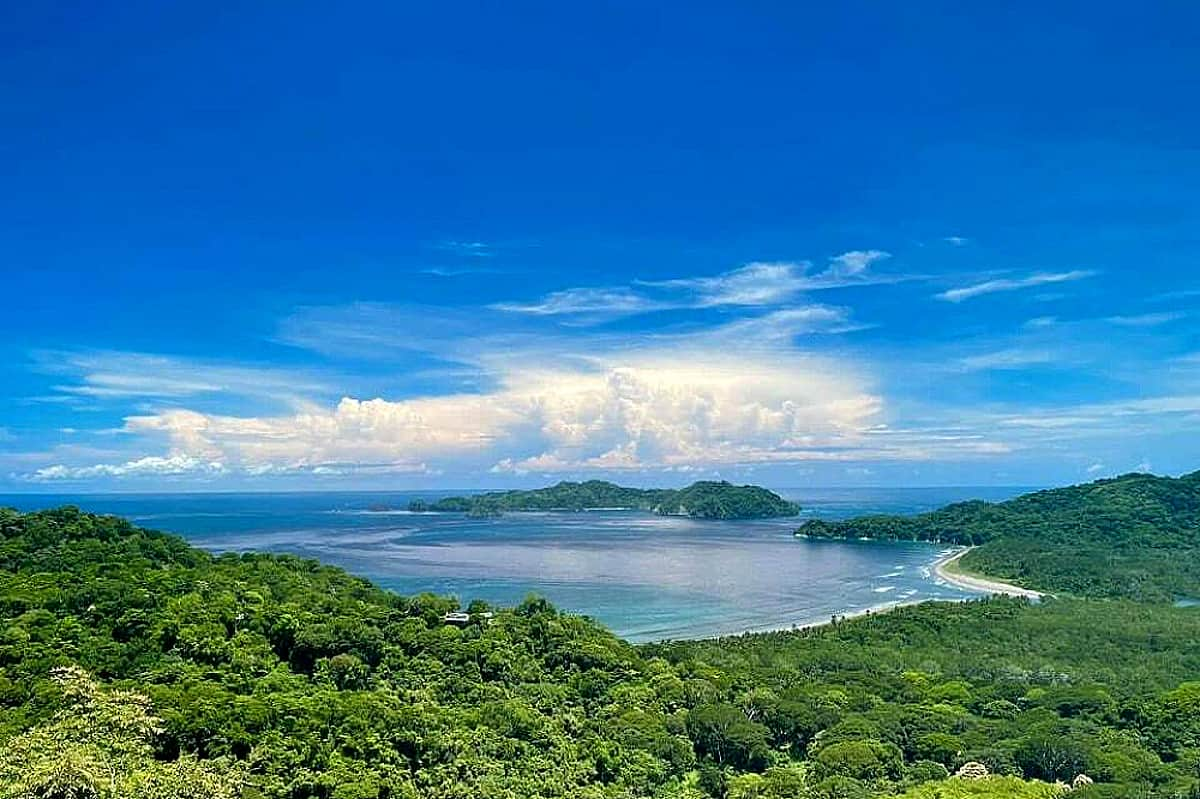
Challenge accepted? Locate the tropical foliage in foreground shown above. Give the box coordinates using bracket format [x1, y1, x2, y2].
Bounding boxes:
[3, 506, 1200, 798]
[797, 471, 1200, 601]
[0, 666, 238, 798]
[413, 479, 801, 519]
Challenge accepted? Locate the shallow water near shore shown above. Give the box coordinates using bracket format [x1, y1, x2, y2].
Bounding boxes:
[2, 486, 1029, 642]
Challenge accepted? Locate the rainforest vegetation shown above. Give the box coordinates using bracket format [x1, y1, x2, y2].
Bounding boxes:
[798, 471, 1200, 602]
[412, 480, 801, 519]
[3, 482, 1200, 798]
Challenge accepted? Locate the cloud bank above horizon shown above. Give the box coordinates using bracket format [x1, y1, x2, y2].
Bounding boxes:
[6, 247, 1198, 490]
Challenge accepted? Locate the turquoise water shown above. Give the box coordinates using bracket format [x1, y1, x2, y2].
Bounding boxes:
[1, 486, 1029, 642]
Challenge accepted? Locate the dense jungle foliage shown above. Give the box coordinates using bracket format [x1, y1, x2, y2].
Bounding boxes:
[797, 471, 1200, 601]
[413, 480, 801, 519]
[3, 504, 1200, 798]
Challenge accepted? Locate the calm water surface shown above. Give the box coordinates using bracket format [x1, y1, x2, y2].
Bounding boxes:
[2, 486, 1030, 641]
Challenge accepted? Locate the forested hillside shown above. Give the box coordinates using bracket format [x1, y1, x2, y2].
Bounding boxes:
[416, 480, 801, 519]
[3, 506, 1200, 798]
[797, 471, 1200, 601]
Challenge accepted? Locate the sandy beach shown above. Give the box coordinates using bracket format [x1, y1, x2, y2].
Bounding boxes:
[934, 548, 1044, 599]
[705, 547, 1046, 640]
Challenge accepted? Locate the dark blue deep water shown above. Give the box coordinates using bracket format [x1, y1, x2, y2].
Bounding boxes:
[2, 486, 1029, 641]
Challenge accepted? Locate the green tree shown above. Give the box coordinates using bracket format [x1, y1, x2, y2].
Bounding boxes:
[0, 666, 239, 799]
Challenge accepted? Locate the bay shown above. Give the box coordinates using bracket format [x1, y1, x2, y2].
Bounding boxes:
[1, 486, 1030, 642]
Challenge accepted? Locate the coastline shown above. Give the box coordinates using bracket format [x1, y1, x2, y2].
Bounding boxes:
[933, 547, 1044, 599]
[699, 548, 1043, 641]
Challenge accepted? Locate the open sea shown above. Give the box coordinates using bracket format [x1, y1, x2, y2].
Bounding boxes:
[1, 486, 1031, 642]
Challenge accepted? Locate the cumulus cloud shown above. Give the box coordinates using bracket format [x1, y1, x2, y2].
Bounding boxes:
[936, 270, 1095, 302]
[31, 455, 225, 481]
[31, 348, 912, 479]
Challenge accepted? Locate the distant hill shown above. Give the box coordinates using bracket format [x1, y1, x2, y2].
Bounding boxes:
[411, 479, 800, 520]
[797, 470, 1200, 601]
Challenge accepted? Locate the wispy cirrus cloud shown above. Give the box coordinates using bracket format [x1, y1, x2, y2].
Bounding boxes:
[636, 261, 811, 307]
[958, 348, 1056, 372]
[491, 286, 669, 317]
[1105, 311, 1187, 327]
[32, 350, 333, 408]
[434, 240, 494, 257]
[936, 269, 1096, 302]
[494, 251, 901, 320]
[693, 306, 865, 345]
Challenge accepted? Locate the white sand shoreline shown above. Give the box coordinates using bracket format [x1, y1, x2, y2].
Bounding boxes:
[691, 546, 1044, 641]
[933, 547, 1045, 599]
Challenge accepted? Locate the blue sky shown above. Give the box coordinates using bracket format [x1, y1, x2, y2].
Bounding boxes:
[2, 2, 1198, 491]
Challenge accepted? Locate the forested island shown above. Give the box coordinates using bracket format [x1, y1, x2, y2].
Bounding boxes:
[3, 471, 1200, 798]
[798, 470, 1200, 602]
[410, 479, 801, 520]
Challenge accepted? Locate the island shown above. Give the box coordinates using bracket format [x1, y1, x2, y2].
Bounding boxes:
[409, 479, 801, 519]
[796, 469, 1200, 601]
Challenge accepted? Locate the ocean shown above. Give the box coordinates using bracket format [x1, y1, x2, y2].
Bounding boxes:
[1, 486, 1029, 642]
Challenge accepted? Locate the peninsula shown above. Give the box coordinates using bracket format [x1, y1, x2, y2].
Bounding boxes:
[409, 479, 800, 519]
[797, 469, 1200, 601]
[933, 547, 1045, 599]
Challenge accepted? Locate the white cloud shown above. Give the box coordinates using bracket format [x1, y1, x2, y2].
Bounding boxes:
[959, 348, 1055, 372]
[827, 250, 891, 276]
[492, 287, 668, 317]
[435, 240, 493, 257]
[30, 455, 225, 481]
[278, 302, 503, 361]
[39, 324, 1069, 482]
[955, 395, 1200, 446]
[35, 350, 331, 407]
[936, 270, 1095, 303]
[687, 305, 862, 345]
[1105, 311, 1186, 327]
[36, 342, 960, 478]
[189, 355, 870, 469]
[943, 236, 970, 246]
[495, 251, 901, 320]
[422, 266, 499, 277]
[1086, 462, 1106, 474]
[641, 261, 810, 307]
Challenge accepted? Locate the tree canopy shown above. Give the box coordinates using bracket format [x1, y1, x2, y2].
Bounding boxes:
[797, 471, 1200, 601]
[416, 480, 801, 519]
[3, 503, 1200, 798]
